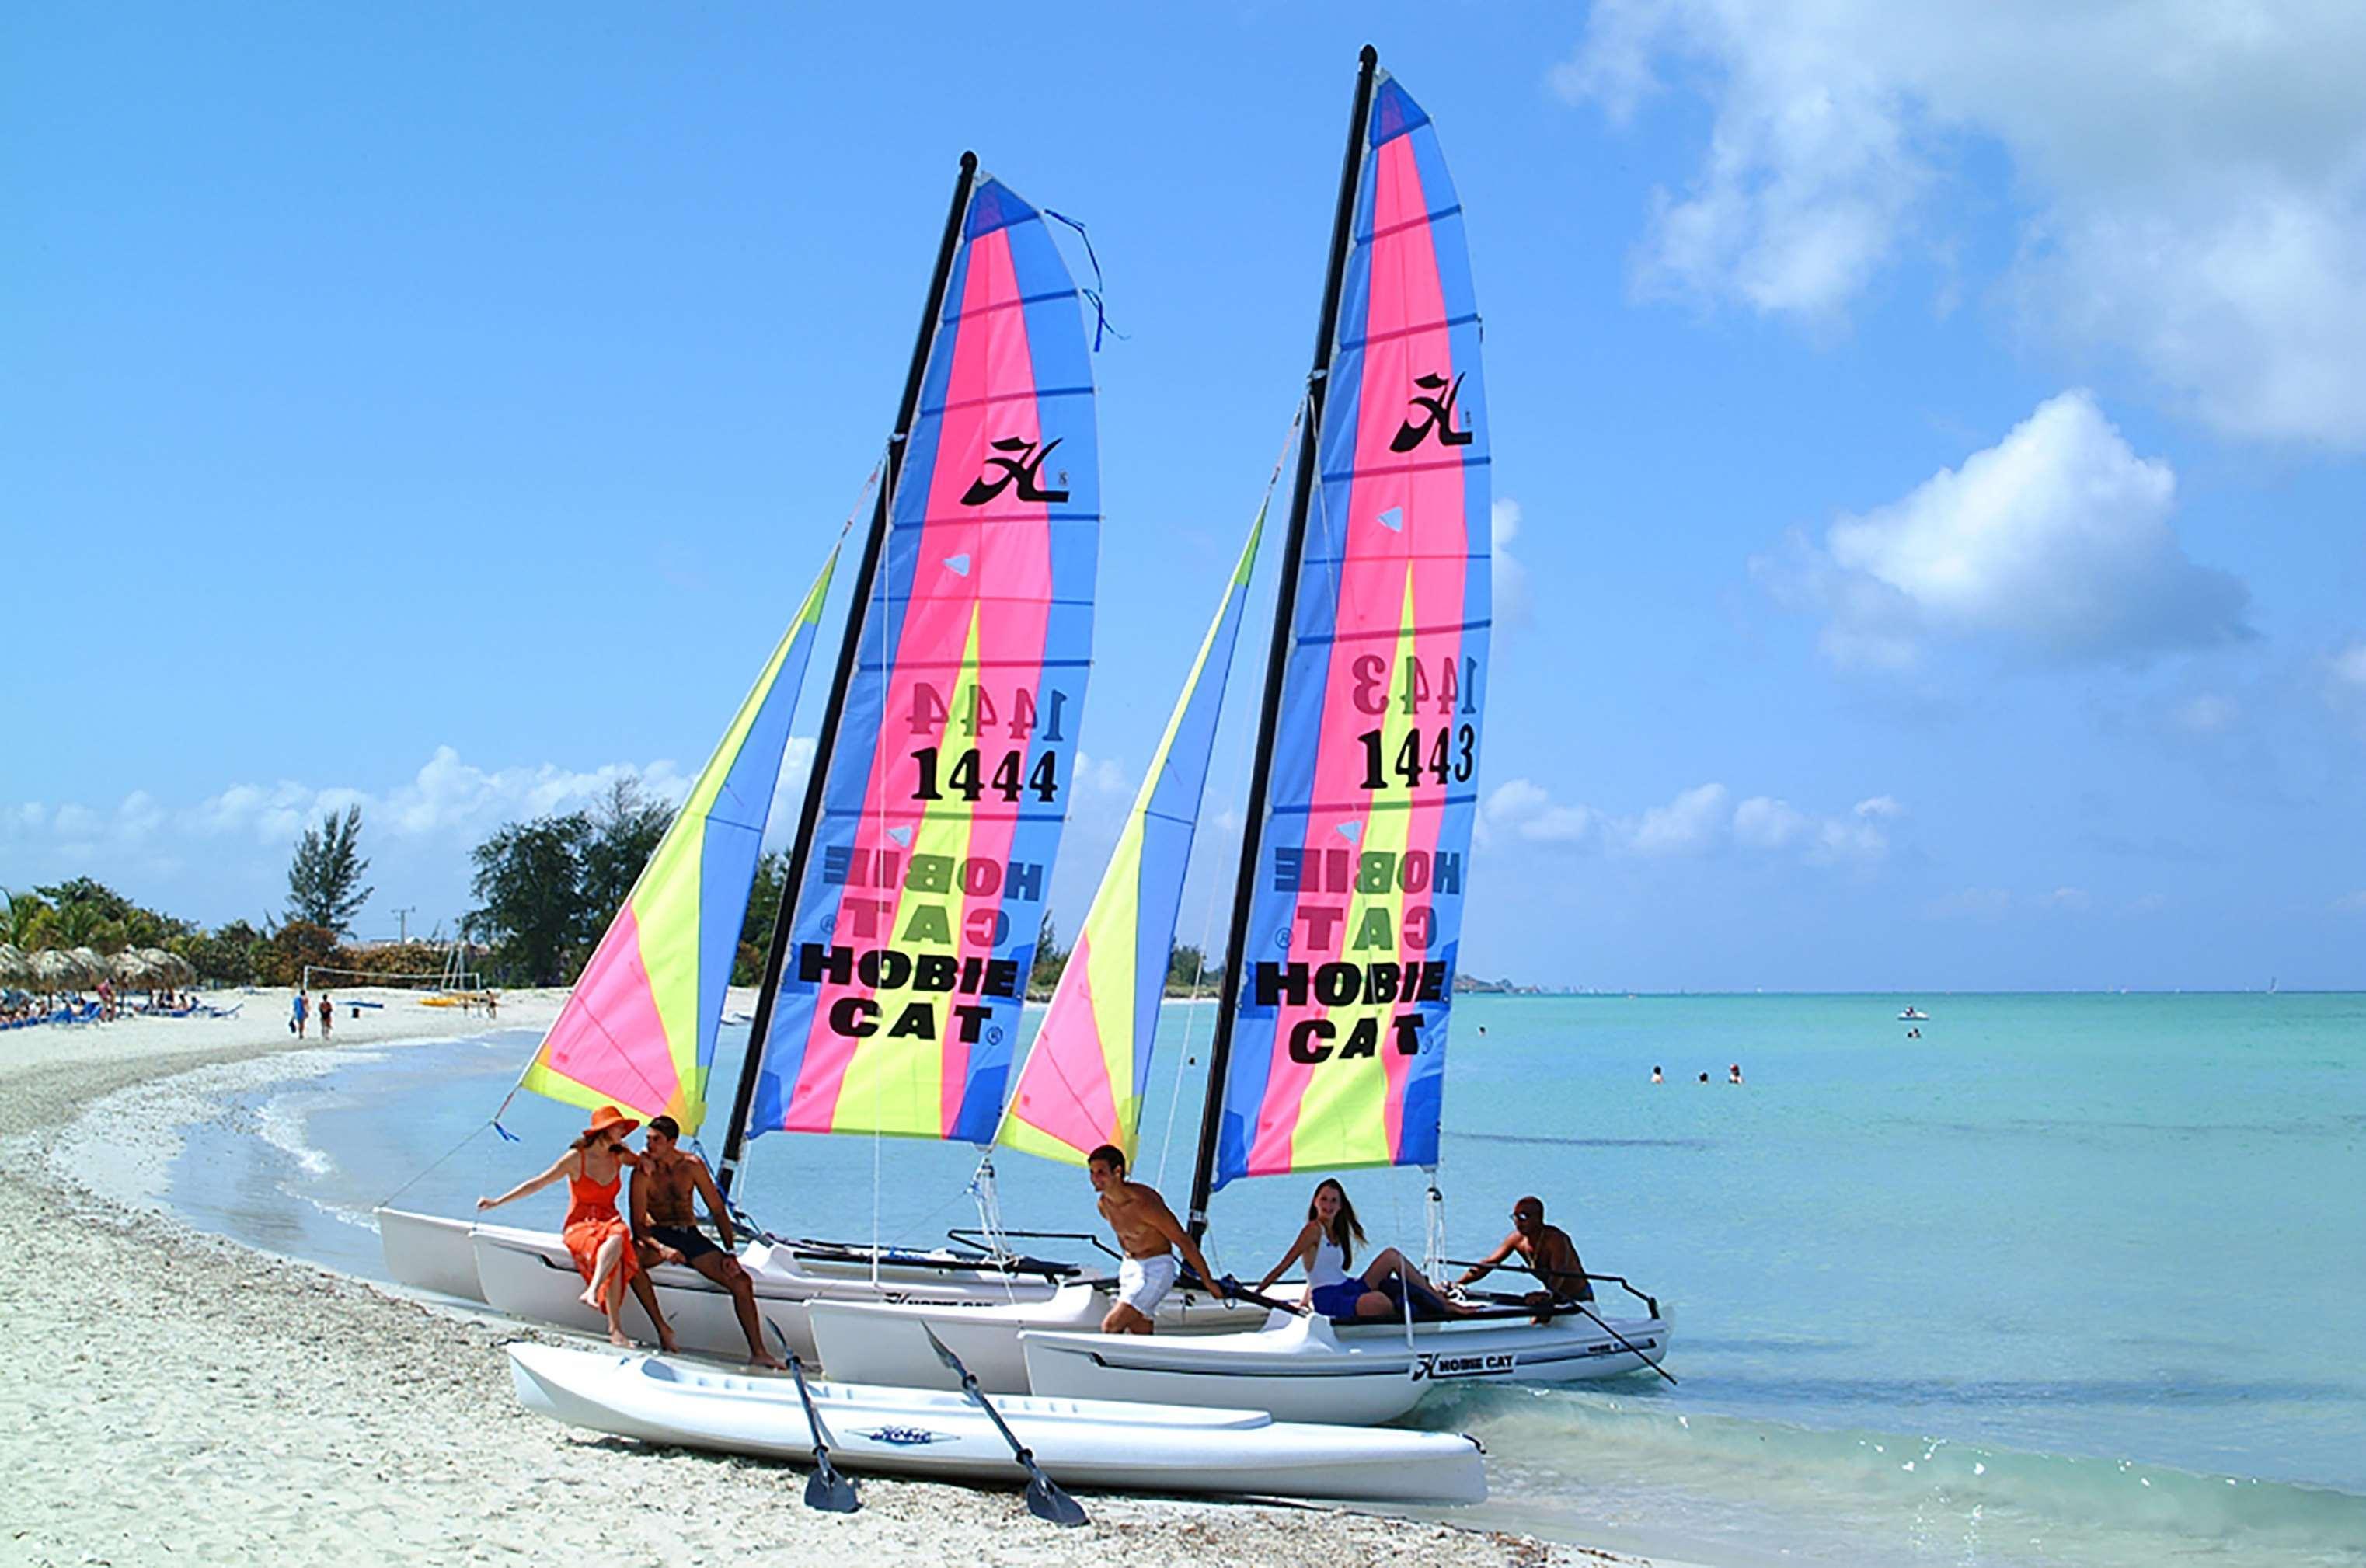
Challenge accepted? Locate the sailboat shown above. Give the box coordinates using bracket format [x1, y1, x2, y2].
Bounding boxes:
[805, 48, 1671, 1416]
[381, 152, 1112, 1360]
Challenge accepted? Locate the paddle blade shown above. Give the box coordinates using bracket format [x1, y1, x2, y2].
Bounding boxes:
[804, 1459, 860, 1514]
[920, 1325, 963, 1376]
[1025, 1472, 1089, 1528]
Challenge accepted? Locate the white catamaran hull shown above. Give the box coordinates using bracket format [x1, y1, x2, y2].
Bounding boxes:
[1020, 1308, 1671, 1425]
[506, 1342, 1486, 1504]
[469, 1225, 1063, 1364]
[376, 1206, 490, 1303]
[806, 1281, 1269, 1394]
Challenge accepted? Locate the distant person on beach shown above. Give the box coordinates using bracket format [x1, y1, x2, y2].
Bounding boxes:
[477, 1104, 677, 1351]
[1254, 1177, 1472, 1320]
[1086, 1143, 1226, 1333]
[291, 990, 308, 1038]
[631, 1115, 783, 1369]
[318, 992, 333, 1040]
[1455, 1195, 1592, 1322]
[1651, 1065, 1664, 1083]
[486, 991, 498, 1019]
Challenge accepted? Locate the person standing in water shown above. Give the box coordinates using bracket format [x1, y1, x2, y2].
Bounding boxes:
[1651, 1065, 1664, 1084]
[1086, 1144, 1226, 1333]
[479, 1104, 677, 1351]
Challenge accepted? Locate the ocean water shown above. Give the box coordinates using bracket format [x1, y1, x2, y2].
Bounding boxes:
[162, 993, 2366, 1567]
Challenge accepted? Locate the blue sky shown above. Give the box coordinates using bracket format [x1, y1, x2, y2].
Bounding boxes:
[6, 3, 2362, 990]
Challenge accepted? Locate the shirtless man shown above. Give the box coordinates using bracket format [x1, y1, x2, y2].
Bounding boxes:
[1454, 1195, 1593, 1322]
[1086, 1143, 1227, 1334]
[630, 1115, 785, 1369]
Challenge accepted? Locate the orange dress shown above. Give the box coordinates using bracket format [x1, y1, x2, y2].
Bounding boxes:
[560, 1162, 638, 1290]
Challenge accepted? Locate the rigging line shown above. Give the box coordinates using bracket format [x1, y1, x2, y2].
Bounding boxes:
[1151, 400, 1305, 1193]
[376, 1118, 495, 1207]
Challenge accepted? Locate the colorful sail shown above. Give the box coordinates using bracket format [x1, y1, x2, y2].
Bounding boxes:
[747, 174, 1100, 1145]
[1213, 72, 1489, 1187]
[517, 550, 838, 1134]
[998, 513, 1263, 1167]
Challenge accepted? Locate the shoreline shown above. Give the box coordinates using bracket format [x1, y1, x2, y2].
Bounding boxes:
[5, 988, 1679, 1568]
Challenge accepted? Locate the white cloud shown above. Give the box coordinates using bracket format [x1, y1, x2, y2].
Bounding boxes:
[1483, 778, 1598, 845]
[2336, 890, 2366, 915]
[2329, 642, 2366, 733]
[1628, 782, 1731, 857]
[1486, 778, 1895, 864]
[2171, 694, 2240, 735]
[1492, 498, 1534, 630]
[2122, 892, 2169, 917]
[1757, 391, 2249, 667]
[2046, 886, 2092, 912]
[1925, 887, 2013, 921]
[1731, 795, 1809, 850]
[1556, 2, 2366, 446]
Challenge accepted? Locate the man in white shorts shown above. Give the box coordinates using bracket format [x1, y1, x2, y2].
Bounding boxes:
[1087, 1143, 1227, 1333]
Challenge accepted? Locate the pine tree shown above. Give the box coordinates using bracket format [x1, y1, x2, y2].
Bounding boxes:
[285, 806, 375, 935]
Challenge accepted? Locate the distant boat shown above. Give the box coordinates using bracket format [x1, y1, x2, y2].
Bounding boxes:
[1898, 1007, 1930, 1021]
[2268, 976, 2280, 995]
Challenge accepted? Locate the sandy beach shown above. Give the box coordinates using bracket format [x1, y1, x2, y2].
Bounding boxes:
[1, 989, 1666, 1567]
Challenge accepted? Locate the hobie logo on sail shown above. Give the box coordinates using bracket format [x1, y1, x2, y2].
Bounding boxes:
[960, 435, 1071, 506]
[1389, 373, 1474, 453]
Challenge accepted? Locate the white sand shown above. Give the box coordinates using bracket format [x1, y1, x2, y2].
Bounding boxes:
[2, 988, 1692, 1566]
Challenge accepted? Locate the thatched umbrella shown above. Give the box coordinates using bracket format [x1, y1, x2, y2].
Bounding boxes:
[111, 950, 152, 986]
[0, 943, 27, 986]
[69, 946, 110, 988]
[33, 948, 77, 992]
[145, 946, 194, 985]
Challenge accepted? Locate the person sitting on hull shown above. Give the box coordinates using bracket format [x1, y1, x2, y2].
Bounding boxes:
[1454, 1194, 1593, 1323]
[479, 1104, 678, 1351]
[1255, 1177, 1472, 1321]
[631, 1115, 786, 1370]
[1085, 1143, 1226, 1334]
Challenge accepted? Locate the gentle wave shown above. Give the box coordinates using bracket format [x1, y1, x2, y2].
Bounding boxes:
[1418, 1382, 2366, 1566]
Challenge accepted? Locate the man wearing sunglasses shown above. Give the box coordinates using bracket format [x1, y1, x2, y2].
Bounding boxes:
[1453, 1195, 1591, 1322]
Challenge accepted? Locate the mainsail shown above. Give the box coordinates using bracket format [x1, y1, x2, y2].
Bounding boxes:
[996, 510, 1264, 1167]
[746, 172, 1101, 1146]
[1200, 64, 1490, 1197]
[514, 552, 838, 1134]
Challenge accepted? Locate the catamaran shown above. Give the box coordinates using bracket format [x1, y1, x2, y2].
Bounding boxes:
[381, 152, 1116, 1359]
[804, 48, 1671, 1418]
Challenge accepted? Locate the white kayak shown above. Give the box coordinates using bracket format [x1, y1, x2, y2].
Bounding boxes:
[506, 1341, 1487, 1504]
[807, 1281, 1265, 1394]
[467, 1221, 1065, 1363]
[1021, 1305, 1671, 1425]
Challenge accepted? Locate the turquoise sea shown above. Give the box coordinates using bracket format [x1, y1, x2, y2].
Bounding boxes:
[167, 992, 2366, 1567]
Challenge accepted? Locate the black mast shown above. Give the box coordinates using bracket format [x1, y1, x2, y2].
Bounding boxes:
[1186, 47, 1379, 1239]
[719, 152, 979, 1199]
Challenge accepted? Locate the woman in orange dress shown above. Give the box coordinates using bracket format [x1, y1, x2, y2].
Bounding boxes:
[479, 1104, 677, 1350]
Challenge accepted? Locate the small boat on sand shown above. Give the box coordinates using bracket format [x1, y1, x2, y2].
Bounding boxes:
[505, 1341, 1487, 1504]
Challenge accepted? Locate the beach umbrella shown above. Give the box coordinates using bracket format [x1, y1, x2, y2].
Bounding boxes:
[111, 950, 152, 985]
[32, 949, 75, 991]
[69, 946, 109, 988]
[0, 944, 26, 985]
[146, 947, 194, 985]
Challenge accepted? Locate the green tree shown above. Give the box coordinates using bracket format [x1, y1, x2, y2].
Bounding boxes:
[286, 806, 375, 935]
[1030, 910, 1068, 996]
[1, 888, 50, 947]
[468, 814, 591, 985]
[1166, 941, 1221, 995]
[579, 776, 675, 922]
[32, 878, 138, 924]
[734, 849, 789, 984]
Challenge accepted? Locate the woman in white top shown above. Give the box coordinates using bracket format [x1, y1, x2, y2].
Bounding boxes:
[1253, 1178, 1471, 1320]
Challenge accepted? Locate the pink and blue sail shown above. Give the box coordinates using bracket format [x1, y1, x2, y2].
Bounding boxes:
[998, 514, 1263, 1166]
[748, 175, 1100, 1145]
[1214, 73, 1489, 1187]
[516, 552, 838, 1134]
